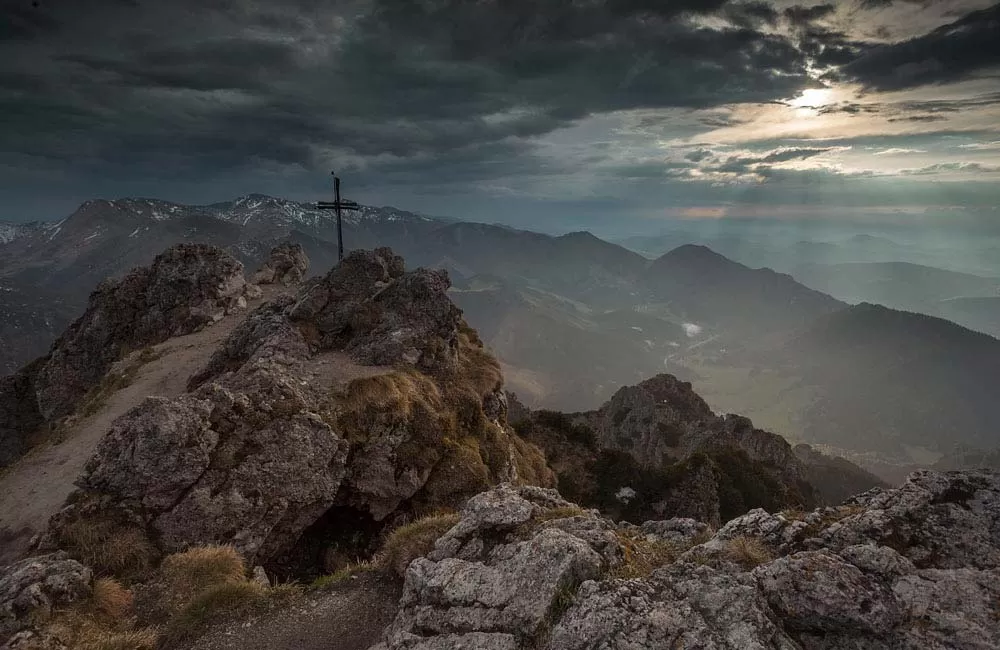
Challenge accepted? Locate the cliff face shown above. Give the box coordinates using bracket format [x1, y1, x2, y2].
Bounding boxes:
[44, 247, 552, 573]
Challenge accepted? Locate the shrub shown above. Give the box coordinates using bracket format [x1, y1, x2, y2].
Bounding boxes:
[725, 536, 773, 569]
[380, 513, 461, 577]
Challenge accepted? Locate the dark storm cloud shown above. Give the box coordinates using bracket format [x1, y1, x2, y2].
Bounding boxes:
[842, 2, 1000, 90]
[0, 0, 815, 187]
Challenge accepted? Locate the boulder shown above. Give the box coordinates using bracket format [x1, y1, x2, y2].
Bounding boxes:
[252, 242, 309, 286]
[376, 485, 617, 650]
[0, 553, 91, 644]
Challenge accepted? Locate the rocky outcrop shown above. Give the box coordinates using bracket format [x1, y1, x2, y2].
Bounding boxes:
[47, 248, 551, 569]
[252, 242, 309, 286]
[288, 247, 461, 370]
[0, 244, 254, 468]
[0, 553, 92, 644]
[375, 469, 1000, 650]
[374, 484, 622, 650]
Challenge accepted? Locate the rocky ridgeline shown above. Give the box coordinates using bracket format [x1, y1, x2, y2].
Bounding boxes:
[375, 469, 1000, 650]
[43, 247, 551, 569]
[0, 244, 256, 467]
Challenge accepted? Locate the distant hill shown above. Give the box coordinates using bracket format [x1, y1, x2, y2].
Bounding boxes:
[792, 261, 1000, 315]
[645, 245, 844, 336]
[770, 303, 1000, 454]
[938, 296, 1000, 339]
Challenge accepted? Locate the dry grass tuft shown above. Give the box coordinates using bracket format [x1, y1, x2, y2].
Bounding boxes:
[90, 578, 133, 620]
[310, 559, 380, 589]
[78, 628, 159, 650]
[609, 529, 682, 579]
[160, 581, 267, 646]
[380, 513, 461, 577]
[161, 545, 247, 605]
[57, 519, 157, 580]
[725, 536, 774, 569]
[341, 370, 443, 417]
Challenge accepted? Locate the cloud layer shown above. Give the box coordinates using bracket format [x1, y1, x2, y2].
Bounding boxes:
[0, 0, 997, 229]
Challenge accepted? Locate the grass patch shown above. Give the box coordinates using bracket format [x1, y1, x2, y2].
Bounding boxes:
[90, 578, 133, 620]
[159, 581, 267, 646]
[310, 560, 379, 589]
[608, 529, 682, 579]
[725, 536, 773, 569]
[57, 518, 158, 580]
[79, 628, 159, 650]
[380, 513, 461, 577]
[161, 545, 247, 605]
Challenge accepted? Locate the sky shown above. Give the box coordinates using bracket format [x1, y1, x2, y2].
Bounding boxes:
[1, 0, 999, 235]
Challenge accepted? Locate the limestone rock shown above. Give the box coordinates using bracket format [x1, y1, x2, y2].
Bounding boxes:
[377, 485, 617, 649]
[0, 244, 253, 468]
[72, 375, 350, 564]
[754, 550, 903, 635]
[373, 470, 1000, 650]
[549, 563, 796, 650]
[34, 243, 251, 421]
[290, 248, 461, 370]
[818, 469, 1000, 569]
[0, 553, 91, 644]
[252, 242, 309, 286]
[47, 248, 550, 570]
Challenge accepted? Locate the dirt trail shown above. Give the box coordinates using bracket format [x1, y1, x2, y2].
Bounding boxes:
[174, 572, 402, 650]
[0, 292, 281, 564]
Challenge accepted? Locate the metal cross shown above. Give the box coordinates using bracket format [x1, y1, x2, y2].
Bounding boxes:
[316, 171, 360, 261]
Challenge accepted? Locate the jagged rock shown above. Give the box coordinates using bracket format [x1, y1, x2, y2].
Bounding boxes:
[290, 248, 461, 370]
[376, 485, 619, 649]
[0, 553, 91, 644]
[374, 470, 1000, 650]
[549, 563, 795, 650]
[0, 244, 253, 468]
[590, 374, 714, 467]
[575, 374, 877, 519]
[638, 518, 711, 546]
[818, 469, 1000, 569]
[47, 248, 551, 569]
[755, 550, 904, 635]
[73, 375, 350, 563]
[34, 243, 251, 421]
[252, 242, 309, 286]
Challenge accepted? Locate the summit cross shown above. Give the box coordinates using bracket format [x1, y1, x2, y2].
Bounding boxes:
[316, 171, 360, 261]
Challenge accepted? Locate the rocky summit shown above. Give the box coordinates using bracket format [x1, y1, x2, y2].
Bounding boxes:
[43, 246, 551, 571]
[0, 245, 995, 650]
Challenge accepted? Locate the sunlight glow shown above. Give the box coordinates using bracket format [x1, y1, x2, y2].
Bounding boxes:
[787, 88, 835, 109]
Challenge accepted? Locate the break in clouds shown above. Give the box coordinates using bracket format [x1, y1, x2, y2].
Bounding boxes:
[0, 0, 998, 229]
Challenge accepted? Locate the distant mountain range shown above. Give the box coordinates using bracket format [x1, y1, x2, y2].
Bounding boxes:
[3, 195, 1000, 477]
